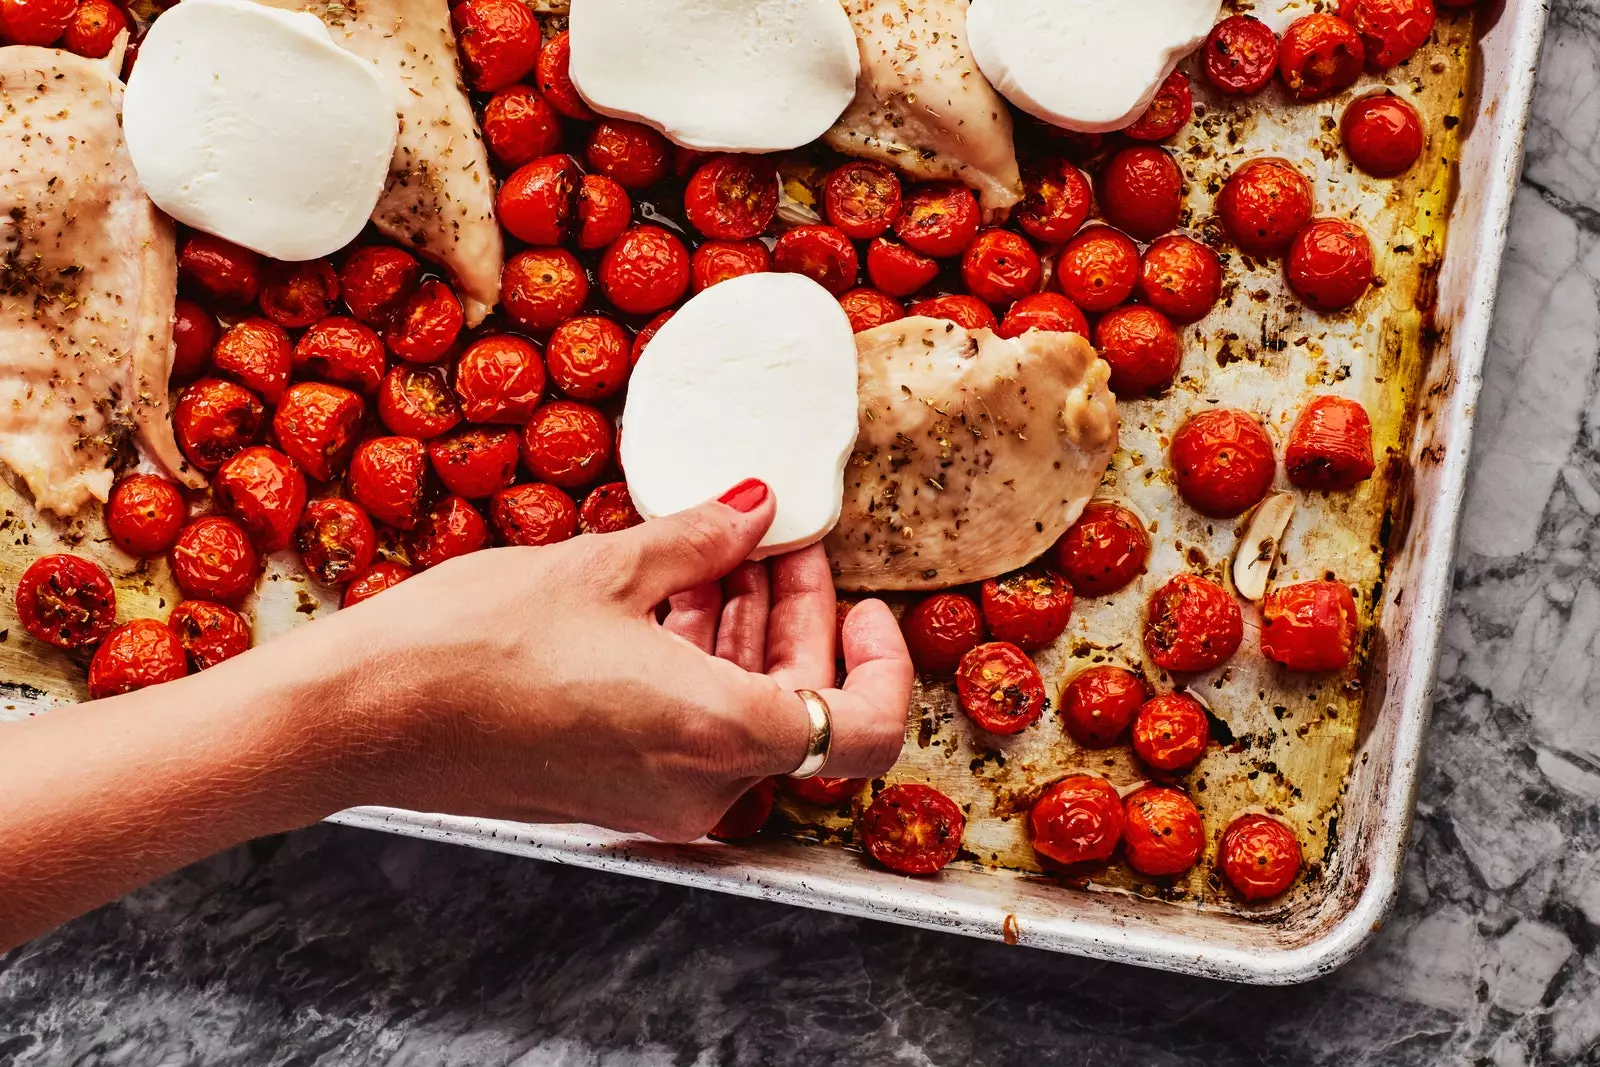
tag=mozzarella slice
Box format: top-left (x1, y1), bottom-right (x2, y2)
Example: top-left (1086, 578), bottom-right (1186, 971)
top-left (568, 0), bottom-right (859, 153)
top-left (967, 0), bottom-right (1222, 133)
top-left (123, 0), bottom-right (397, 262)
top-left (622, 273), bottom-right (859, 559)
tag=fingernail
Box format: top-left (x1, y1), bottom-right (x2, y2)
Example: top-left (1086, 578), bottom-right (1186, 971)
top-left (718, 478), bottom-right (769, 513)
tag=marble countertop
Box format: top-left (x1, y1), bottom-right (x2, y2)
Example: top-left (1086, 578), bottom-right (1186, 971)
top-left (6, 4), bottom-right (1600, 1063)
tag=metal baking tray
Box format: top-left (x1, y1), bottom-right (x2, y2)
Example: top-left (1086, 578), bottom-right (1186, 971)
top-left (0, 0), bottom-right (1546, 983)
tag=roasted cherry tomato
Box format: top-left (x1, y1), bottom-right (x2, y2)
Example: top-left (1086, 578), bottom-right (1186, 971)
top-left (258, 259), bottom-right (338, 329)
top-left (902, 592), bottom-right (984, 675)
top-left (961, 229), bottom-right (1042, 307)
top-left (534, 30), bottom-right (595, 120)
top-left (342, 561), bottom-right (415, 608)
top-left (1287, 218), bottom-right (1375, 312)
top-left (295, 498), bottom-right (378, 586)
top-left (1170, 408), bottom-right (1277, 517)
top-left (7, 0), bottom-right (80, 47)
top-left (586, 119), bottom-right (671, 191)
top-left (1124, 70), bottom-right (1193, 142)
top-left (1286, 395), bottom-right (1376, 490)
top-left (1016, 158), bottom-right (1092, 245)
top-left (454, 334), bottom-right (547, 424)
top-left (428, 427), bottom-right (522, 499)
top-left (1056, 226), bottom-right (1140, 313)
top-left (215, 446), bottom-right (308, 551)
top-left (597, 227), bottom-right (689, 316)
top-left (379, 365), bottom-right (463, 439)
top-left (339, 246), bottom-right (422, 327)
top-left (491, 483), bottom-right (578, 546)
top-left (998, 292), bottom-right (1088, 340)
top-left (690, 240), bottom-right (771, 293)
top-left (386, 279), bottom-right (464, 364)
top-left (1099, 146), bottom-right (1184, 242)
top-left (1122, 786), bottom-right (1205, 877)
top-left (1054, 501), bottom-right (1150, 596)
top-left (955, 641), bottom-right (1047, 735)
top-left (1095, 306), bottom-right (1182, 396)
top-left (781, 775), bottom-right (863, 807)
top-left (88, 620), bottom-right (189, 700)
top-left (631, 310), bottom-right (675, 366)
top-left (171, 516), bottom-right (260, 603)
top-left (482, 84), bottom-right (562, 168)
top-left (684, 156), bottom-right (779, 240)
top-left (505, 247), bottom-right (591, 332)
top-left (411, 495), bottom-right (491, 569)
top-left (171, 299), bottom-right (219, 384)
top-left (14, 554), bottom-right (116, 649)
top-left (1339, 0), bottom-right (1435, 68)
top-left (1131, 692), bottom-right (1210, 772)
top-left (578, 482), bottom-right (643, 533)
top-left (1144, 573), bottom-right (1244, 673)
top-left (174, 378), bottom-right (265, 472)
top-left (167, 600), bottom-right (251, 671)
top-left (823, 161), bottom-right (903, 240)
top-left (577, 175), bottom-right (632, 251)
top-left (1029, 775), bottom-right (1125, 867)
top-left (708, 779), bottom-right (778, 841)
top-left (1219, 814), bottom-right (1303, 900)
top-left (907, 294), bottom-right (998, 331)
top-left (1279, 13), bottom-right (1366, 101)
top-left (773, 225), bottom-right (859, 296)
top-left (1342, 92), bottom-right (1425, 177)
top-left (1203, 15), bottom-right (1280, 96)
top-left (62, 0), bottom-right (126, 58)
top-left (980, 568), bottom-right (1074, 650)
top-left (545, 315), bottom-right (631, 400)
top-left (107, 475), bottom-right (186, 557)
top-left (349, 436), bottom-right (428, 530)
top-left (272, 382), bottom-right (365, 482)
top-left (294, 317), bottom-right (387, 395)
top-left (1060, 665), bottom-right (1149, 748)
top-left (1217, 158), bottom-right (1315, 259)
top-left (1261, 580), bottom-right (1360, 672)
top-left (861, 783), bottom-right (965, 875)
top-left (838, 287), bottom-right (904, 333)
top-left (1139, 234), bottom-right (1223, 324)
top-left (178, 233), bottom-right (261, 307)
top-left (212, 318), bottom-right (291, 404)
top-left (497, 154), bottom-right (581, 246)
top-left (521, 401), bottom-right (613, 489)
top-left (450, 0), bottom-right (540, 92)
top-left (893, 182), bottom-right (980, 259)
top-left (865, 237), bottom-right (939, 298)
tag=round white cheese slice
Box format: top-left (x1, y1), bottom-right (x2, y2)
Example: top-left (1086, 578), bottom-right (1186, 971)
top-left (568, 0), bottom-right (859, 153)
top-left (967, 0), bottom-right (1222, 134)
top-left (123, 0), bottom-right (397, 262)
top-left (622, 273), bottom-right (860, 559)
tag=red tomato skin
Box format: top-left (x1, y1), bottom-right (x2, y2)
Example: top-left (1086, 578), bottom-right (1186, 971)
top-left (1204, 15), bottom-right (1280, 96)
top-left (258, 259), bottom-right (338, 329)
top-left (1338, 0), bottom-right (1435, 68)
top-left (1060, 666), bottom-right (1150, 748)
top-left (535, 31), bottom-right (596, 121)
top-left (14, 554), bottom-right (116, 650)
top-left (1261, 580), bottom-right (1360, 672)
top-left (892, 182), bottom-right (981, 258)
top-left (212, 318), bottom-right (291, 404)
top-left (1054, 501), bottom-right (1150, 597)
top-left (339, 246), bottom-right (422, 327)
top-left (521, 401), bottom-right (614, 489)
top-left (1016, 158), bottom-right (1092, 245)
top-left (504, 248), bottom-right (591, 333)
top-left (1144, 573), bottom-right (1244, 673)
top-left (824, 161), bottom-right (904, 240)
top-left (62, 0), bottom-right (127, 59)
top-left (174, 378), bottom-right (265, 473)
top-left (428, 427), bottom-right (523, 499)
top-left (597, 227), bottom-right (689, 316)
top-left (1056, 226), bottom-right (1140, 313)
top-left (497, 154), bottom-right (581, 246)
top-left (1286, 395), bottom-right (1376, 490)
top-left (170, 516), bottom-right (260, 603)
top-left (168, 600), bottom-right (251, 671)
top-left (272, 382), bottom-right (366, 483)
top-left (907, 294), bottom-right (998, 332)
top-left (1099, 146), bottom-right (1184, 242)
top-left (386, 279), bottom-right (465, 364)
top-left (379, 365), bottom-right (464, 439)
top-left (1286, 218), bottom-right (1375, 311)
top-left (1220, 814), bottom-right (1303, 900)
top-left (690, 240), bottom-right (771, 294)
top-left (577, 175), bottom-right (632, 251)
top-left (482, 84), bottom-right (563, 168)
top-left (342, 562), bottom-right (415, 608)
top-left (107, 475), bottom-right (186, 557)
top-left (684, 156), bottom-right (779, 240)
top-left (1122, 787), bottom-right (1205, 877)
top-left (546, 315), bottom-right (631, 400)
top-left (1094, 306), bottom-right (1182, 396)
top-left (450, 0), bottom-right (540, 92)
top-left (491, 483), bottom-right (579, 546)
top-left (294, 317), bottom-right (387, 395)
top-left (411, 495), bottom-right (491, 570)
top-left (998, 292), bottom-right (1088, 340)
top-left (178, 233), bottom-right (262, 307)
top-left (707, 778), bottom-right (777, 841)
top-left (1170, 409), bottom-right (1278, 518)
top-left (773, 225), bottom-right (859, 296)
top-left (980, 569), bottom-right (1074, 650)
top-left (578, 482), bottom-right (643, 533)
top-left (1029, 775), bottom-right (1125, 867)
top-left (861, 783), bottom-right (966, 875)
top-left (865, 237), bottom-right (939, 298)
top-left (781, 775), bottom-right (863, 807)
top-left (585, 120), bottom-right (671, 191)
top-left (215, 446), bottom-right (308, 552)
top-left (295, 498), bottom-right (378, 586)
top-left (171, 299), bottom-right (219, 384)
top-left (961, 229), bottom-right (1042, 307)
top-left (838, 287), bottom-right (904, 334)
top-left (1279, 13), bottom-right (1366, 101)
top-left (1342, 93), bottom-right (1425, 177)
top-left (631, 310), bottom-right (675, 366)
top-left (1131, 692), bottom-right (1211, 772)
top-left (1217, 159), bottom-right (1315, 259)
top-left (1123, 70), bottom-right (1193, 142)
top-left (1138, 234), bottom-right (1223, 325)
top-left (2, 0), bottom-right (76, 46)
top-left (349, 436), bottom-right (428, 531)
top-left (88, 620), bottom-right (190, 700)
top-left (454, 334), bottom-right (548, 425)
top-left (902, 592), bottom-right (985, 675)
top-left (955, 641), bottom-right (1048, 735)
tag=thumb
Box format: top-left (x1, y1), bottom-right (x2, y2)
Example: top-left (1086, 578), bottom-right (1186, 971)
top-left (611, 479), bottom-right (776, 608)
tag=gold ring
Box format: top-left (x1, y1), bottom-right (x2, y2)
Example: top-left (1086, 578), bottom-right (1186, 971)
top-left (790, 690), bottom-right (833, 779)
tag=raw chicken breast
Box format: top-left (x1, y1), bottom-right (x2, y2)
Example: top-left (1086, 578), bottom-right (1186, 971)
top-left (827, 318), bottom-right (1118, 591)
top-left (261, 0), bottom-right (503, 326)
top-left (826, 0), bottom-right (1023, 219)
top-left (0, 46), bottom-right (200, 518)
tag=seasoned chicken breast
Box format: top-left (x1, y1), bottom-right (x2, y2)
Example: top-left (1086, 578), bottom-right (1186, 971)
top-left (827, 318), bottom-right (1118, 591)
top-left (0, 45), bottom-right (200, 518)
top-left (826, 0), bottom-right (1023, 219)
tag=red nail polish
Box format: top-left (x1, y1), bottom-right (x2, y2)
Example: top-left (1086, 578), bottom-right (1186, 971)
top-left (718, 478), bottom-right (769, 513)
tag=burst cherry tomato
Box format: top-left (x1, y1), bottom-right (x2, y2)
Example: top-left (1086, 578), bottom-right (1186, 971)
top-left (339, 246), bottom-right (422, 327)
top-left (1279, 13), bottom-right (1366, 101)
top-left (1095, 306), bottom-right (1182, 396)
top-left (902, 592), bottom-right (984, 675)
top-left (1217, 158), bottom-right (1315, 259)
top-left (893, 182), bottom-right (980, 258)
top-left (258, 259), bottom-right (338, 329)
top-left (482, 84), bottom-right (562, 168)
top-left (216, 446), bottom-right (308, 551)
top-left (579, 482), bottom-right (643, 533)
top-left (178, 233), bottom-right (261, 307)
top-left (598, 227), bottom-right (689, 316)
top-left (823, 161), bottom-right (903, 240)
top-left (998, 293), bottom-right (1088, 339)
top-left (1131, 693), bottom-right (1210, 772)
top-left (171, 299), bottom-right (218, 384)
top-left (586, 119), bottom-right (671, 191)
top-left (107, 475), bottom-right (185, 557)
top-left (1170, 408), bottom-right (1277, 517)
top-left (505, 247), bottom-right (591, 331)
top-left (1029, 775), bottom-right (1124, 867)
top-left (708, 778), bottom-right (777, 841)
top-left (690, 240), bottom-right (771, 293)
top-left (1054, 501), bottom-right (1149, 596)
top-left (14, 554), bottom-right (115, 650)
top-left (387, 279), bottom-right (464, 364)
top-left (838, 288), bottom-right (904, 333)
top-left (454, 334), bottom-right (547, 424)
top-left (865, 237), bottom-right (939, 298)
top-left (907, 294), bottom-right (997, 331)
top-left (1060, 665), bottom-right (1149, 748)
top-left (980, 568), bottom-right (1073, 650)
top-left (1099, 146), bottom-right (1183, 242)
top-left (1286, 395), bottom-right (1376, 490)
top-left (1056, 226), bottom-right (1140, 313)
top-left (861, 783), bottom-right (965, 875)
top-left (411, 495), bottom-right (490, 570)
top-left (1144, 573), bottom-right (1244, 673)
top-left (631, 310), bottom-right (675, 366)
top-left (535, 31), bottom-right (595, 120)
top-left (1122, 787), bottom-right (1204, 877)
top-left (684, 156), bottom-right (779, 240)
top-left (1261, 580), bottom-right (1360, 672)
top-left (491, 483), bottom-right (578, 546)
top-left (545, 315), bottom-right (631, 400)
top-left (174, 378), bottom-right (265, 472)
top-left (497, 154), bottom-right (581, 246)
top-left (450, 0), bottom-right (540, 92)
top-left (6, 0), bottom-right (77, 47)
top-left (1016, 158), bottom-right (1092, 245)
top-left (295, 498), bottom-right (378, 585)
top-left (342, 562), bottom-right (415, 608)
top-left (294, 317), bottom-right (387, 395)
top-left (379, 365), bottom-right (463, 439)
top-left (349, 436), bottom-right (427, 530)
top-left (428, 427), bottom-right (522, 499)
top-left (88, 620), bottom-right (189, 700)
top-left (1124, 70), bottom-right (1193, 142)
top-left (1204, 15), bottom-right (1280, 96)
top-left (1286, 218), bottom-right (1374, 311)
top-left (62, 0), bottom-right (126, 59)
top-left (961, 230), bottom-right (1041, 307)
top-left (212, 318), bottom-right (291, 404)
top-left (521, 401), bottom-right (613, 489)
top-left (1339, 0), bottom-right (1435, 68)
top-left (168, 600), bottom-right (251, 671)
top-left (1139, 234), bottom-right (1222, 324)
top-left (1342, 93), bottom-right (1425, 177)
top-left (272, 382), bottom-right (365, 482)
top-left (577, 175), bottom-right (632, 251)
top-left (782, 775), bottom-right (862, 807)
top-left (1219, 814), bottom-right (1303, 900)
top-left (955, 641), bottom-right (1047, 735)
top-left (171, 516), bottom-right (260, 603)
top-left (773, 225), bottom-right (859, 295)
